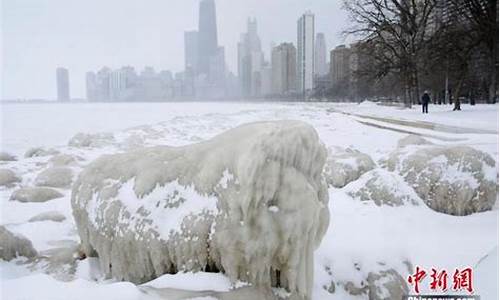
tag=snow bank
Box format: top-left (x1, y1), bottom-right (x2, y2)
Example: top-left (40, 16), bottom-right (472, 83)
top-left (10, 187), bottom-right (64, 203)
top-left (0, 169), bottom-right (21, 187)
top-left (386, 145), bottom-right (498, 215)
top-left (68, 132), bottom-right (115, 148)
top-left (324, 147), bottom-right (375, 188)
top-left (0, 225), bottom-right (38, 261)
top-left (35, 167), bottom-right (74, 188)
top-left (474, 246), bottom-right (499, 300)
top-left (345, 169), bottom-right (422, 207)
top-left (72, 120), bottom-right (329, 299)
top-left (29, 211), bottom-right (66, 223)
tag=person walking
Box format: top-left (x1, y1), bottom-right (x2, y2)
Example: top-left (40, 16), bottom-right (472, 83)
top-left (421, 91), bottom-right (430, 114)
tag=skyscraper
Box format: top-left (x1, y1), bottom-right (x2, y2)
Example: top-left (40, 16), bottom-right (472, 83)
top-left (56, 67), bottom-right (70, 101)
top-left (197, 0), bottom-right (218, 75)
top-left (271, 43), bottom-right (297, 95)
top-left (315, 33), bottom-right (328, 76)
top-left (330, 45), bottom-right (351, 84)
top-left (238, 17), bottom-right (264, 97)
top-left (297, 11), bottom-right (315, 95)
top-left (184, 31), bottom-right (199, 73)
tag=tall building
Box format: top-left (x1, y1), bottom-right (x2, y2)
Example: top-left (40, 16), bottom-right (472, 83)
top-left (86, 72), bottom-right (97, 101)
top-left (330, 45), bottom-right (351, 84)
top-left (56, 67), bottom-right (70, 101)
top-left (237, 17), bottom-right (264, 97)
top-left (271, 43), bottom-right (297, 95)
top-left (297, 12), bottom-right (315, 95)
top-left (315, 33), bottom-right (328, 76)
top-left (184, 31), bottom-right (199, 73)
top-left (197, 0), bottom-right (218, 75)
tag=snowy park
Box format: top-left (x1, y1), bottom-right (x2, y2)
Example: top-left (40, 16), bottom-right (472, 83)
top-left (0, 101), bottom-right (498, 300)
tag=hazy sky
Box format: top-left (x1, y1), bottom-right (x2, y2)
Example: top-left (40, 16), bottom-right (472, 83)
top-left (1, 0), bottom-right (349, 99)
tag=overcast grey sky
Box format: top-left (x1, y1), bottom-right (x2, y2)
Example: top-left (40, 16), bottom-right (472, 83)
top-left (1, 0), bottom-right (349, 99)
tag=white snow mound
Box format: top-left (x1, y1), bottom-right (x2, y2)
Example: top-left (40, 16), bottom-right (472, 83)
top-left (35, 167), bottom-right (73, 188)
top-left (324, 147), bottom-right (375, 188)
top-left (386, 145), bottom-right (498, 215)
top-left (0, 169), bottom-right (21, 187)
top-left (71, 120), bottom-right (329, 299)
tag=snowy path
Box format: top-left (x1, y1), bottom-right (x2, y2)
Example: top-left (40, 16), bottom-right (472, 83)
top-left (0, 101), bottom-right (497, 300)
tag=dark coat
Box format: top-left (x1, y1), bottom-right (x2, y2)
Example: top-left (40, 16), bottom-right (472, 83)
top-left (422, 93), bottom-right (430, 104)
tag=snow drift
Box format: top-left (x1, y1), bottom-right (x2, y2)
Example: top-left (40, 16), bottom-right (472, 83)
top-left (10, 187), bottom-right (64, 203)
top-left (324, 147), bottom-right (375, 188)
top-left (386, 144), bottom-right (498, 215)
top-left (71, 120), bottom-right (329, 299)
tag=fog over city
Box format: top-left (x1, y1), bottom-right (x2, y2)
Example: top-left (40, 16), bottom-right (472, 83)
top-left (2, 0), bottom-right (349, 100)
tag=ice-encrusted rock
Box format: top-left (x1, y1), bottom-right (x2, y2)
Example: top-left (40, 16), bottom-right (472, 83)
top-left (10, 187), bottom-right (64, 203)
top-left (68, 132), bottom-right (115, 148)
top-left (344, 269), bottom-right (408, 300)
top-left (0, 169), bottom-right (21, 187)
top-left (324, 147), bottom-right (375, 188)
top-left (35, 167), bottom-right (73, 188)
top-left (0, 225), bottom-right (38, 261)
top-left (397, 134), bottom-right (433, 148)
top-left (0, 152), bottom-right (17, 161)
top-left (24, 147), bottom-right (60, 158)
top-left (29, 211), bottom-right (66, 223)
top-left (346, 169), bottom-right (422, 207)
top-left (49, 154), bottom-right (80, 166)
top-left (72, 121), bottom-right (329, 299)
top-left (386, 145), bottom-right (498, 215)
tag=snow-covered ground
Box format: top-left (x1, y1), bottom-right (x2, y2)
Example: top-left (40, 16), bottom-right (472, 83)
top-left (1, 101), bottom-right (498, 299)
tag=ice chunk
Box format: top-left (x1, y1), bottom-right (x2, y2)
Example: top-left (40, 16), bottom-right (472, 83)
top-left (10, 187), bottom-right (64, 203)
top-left (397, 134), bottom-right (433, 148)
top-left (324, 147), bottom-right (375, 188)
top-left (29, 211), bottom-right (66, 223)
top-left (386, 145), bottom-right (498, 215)
top-left (24, 147), bottom-right (60, 158)
top-left (49, 154), bottom-right (80, 167)
top-left (0, 225), bottom-right (38, 261)
top-left (344, 269), bottom-right (408, 300)
top-left (0, 169), bottom-right (21, 187)
top-left (0, 151), bottom-right (17, 161)
top-left (35, 167), bottom-right (73, 188)
top-left (72, 121), bottom-right (329, 299)
top-left (68, 132), bottom-right (115, 148)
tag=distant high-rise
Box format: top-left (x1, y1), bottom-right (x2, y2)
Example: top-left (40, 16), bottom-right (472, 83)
top-left (238, 17), bottom-right (264, 97)
top-left (86, 72), bottom-right (97, 101)
top-left (56, 67), bottom-right (70, 101)
top-left (297, 12), bottom-right (315, 95)
top-left (198, 0), bottom-right (218, 75)
top-left (184, 31), bottom-right (199, 73)
top-left (315, 33), bottom-right (328, 76)
top-left (271, 43), bottom-right (297, 95)
top-left (330, 45), bottom-right (351, 84)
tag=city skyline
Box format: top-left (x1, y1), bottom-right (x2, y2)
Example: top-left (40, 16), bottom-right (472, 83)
top-left (2, 0), bottom-right (349, 100)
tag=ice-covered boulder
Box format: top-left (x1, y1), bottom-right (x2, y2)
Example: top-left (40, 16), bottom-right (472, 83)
top-left (0, 225), bottom-right (38, 261)
top-left (397, 134), bottom-right (433, 148)
top-left (324, 147), bottom-right (375, 188)
top-left (68, 132), bottom-right (115, 148)
top-left (24, 147), bottom-right (60, 158)
top-left (49, 154), bottom-right (80, 167)
top-left (35, 167), bottom-right (73, 188)
top-left (10, 187), bottom-right (64, 203)
top-left (386, 145), bottom-right (498, 215)
top-left (72, 121), bottom-right (329, 299)
top-left (29, 211), bottom-right (66, 223)
top-left (0, 169), bottom-right (21, 187)
top-left (0, 152), bottom-right (17, 161)
top-left (346, 169), bottom-right (422, 207)
top-left (344, 269), bottom-right (409, 300)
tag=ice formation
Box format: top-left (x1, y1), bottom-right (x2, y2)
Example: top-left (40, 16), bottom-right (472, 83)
top-left (35, 167), bottom-right (74, 188)
top-left (386, 145), bottom-right (498, 215)
top-left (71, 121), bottom-right (329, 299)
top-left (0, 168), bottom-right (21, 187)
top-left (397, 134), bottom-right (433, 148)
top-left (49, 154), bottom-right (80, 167)
top-left (346, 169), bottom-right (422, 207)
top-left (324, 147), bottom-right (375, 188)
top-left (344, 269), bottom-right (408, 300)
top-left (0, 151), bottom-right (17, 161)
top-left (10, 187), bottom-right (64, 203)
top-left (24, 147), bottom-right (60, 158)
top-left (0, 225), bottom-right (38, 261)
top-left (29, 211), bottom-right (67, 223)
top-left (68, 132), bottom-right (116, 148)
